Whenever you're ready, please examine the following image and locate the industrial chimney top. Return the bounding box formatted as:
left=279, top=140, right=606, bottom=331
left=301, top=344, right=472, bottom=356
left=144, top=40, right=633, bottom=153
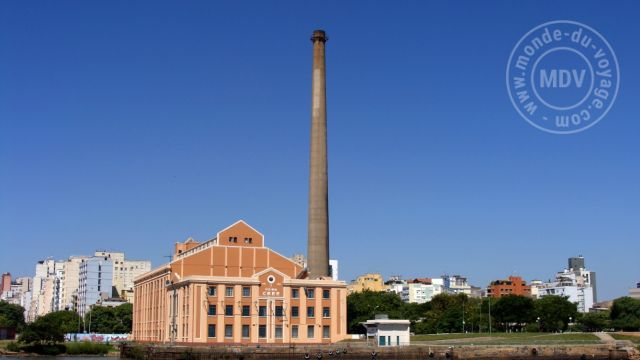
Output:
left=311, top=30, right=328, bottom=43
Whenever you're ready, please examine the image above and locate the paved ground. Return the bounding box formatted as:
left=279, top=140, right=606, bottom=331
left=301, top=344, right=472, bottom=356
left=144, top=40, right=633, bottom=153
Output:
left=594, top=332, right=616, bottom=343
left=597, top=332, right=640, bottom=360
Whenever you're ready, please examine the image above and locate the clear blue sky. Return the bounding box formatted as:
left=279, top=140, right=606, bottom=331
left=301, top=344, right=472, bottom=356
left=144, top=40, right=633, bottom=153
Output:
left=1, top=1, right=638, bottom=300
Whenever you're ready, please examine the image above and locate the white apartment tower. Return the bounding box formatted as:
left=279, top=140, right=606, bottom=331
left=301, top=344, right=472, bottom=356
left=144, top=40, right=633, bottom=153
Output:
left=538, top=256, right=597, bottom=313
left=94, top=251, right=150, bottom=303
left=27, top=252, right=150, bottom=321
left=78, top=255, right=113, bottom=318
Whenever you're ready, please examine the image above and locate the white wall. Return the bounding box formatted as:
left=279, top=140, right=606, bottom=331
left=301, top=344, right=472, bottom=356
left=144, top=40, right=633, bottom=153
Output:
left=375, top=324, right=410, bottom=346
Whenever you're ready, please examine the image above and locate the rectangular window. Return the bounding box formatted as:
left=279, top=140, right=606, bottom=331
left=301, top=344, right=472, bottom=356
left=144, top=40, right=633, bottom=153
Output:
left=258, top=325, right=267, bottom=338
left=306, top=288, right=315, bottom=299
left=323, top=326, right=330, bottom=339
left=259, top=306, right=267, bottom=317
left=226, top=286, right=234, bottom=297
left=275, top=326, right=283, bottom=339
left=275, top=306, right=283, bottom=317
left=307, top=306, right=315, bottom=318
left=242, top=325, right=250, bottom=338
left=291, top=306, right=299, bottom=318
left=208, top=305, right=216, bottom=316
left=225, top=305, right=234, bottom=316
left=225, top=324, right=233, bottom=338
left=322, top=307, right=330, bottom=318
left=323, top=289, right=330, bottom=299
left=242, top=287, right=251, bottom=297
left=291, top=325, right=299, bottom=339
left=242, top=305, right=250, bottom=317
left=207, top=324, right=216, bottom=338
left=208, top=286, right=217, bottom=296
left=292, top=288, right=299, bottom=299
left=307, top=325, right=315, bottom=339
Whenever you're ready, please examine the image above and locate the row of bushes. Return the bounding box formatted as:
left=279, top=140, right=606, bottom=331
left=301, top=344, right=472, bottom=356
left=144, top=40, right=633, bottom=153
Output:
left=66, top=341, right=112, bottom=355
left=5, top=341, right=111, bottom=355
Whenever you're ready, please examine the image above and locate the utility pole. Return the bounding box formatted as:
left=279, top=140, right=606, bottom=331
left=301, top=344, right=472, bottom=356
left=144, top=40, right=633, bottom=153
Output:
left=478, top=300, right=481, bottom=334
left=170, top=282, right=177, bottom=344
left=488, top=296, right=492, bottom=335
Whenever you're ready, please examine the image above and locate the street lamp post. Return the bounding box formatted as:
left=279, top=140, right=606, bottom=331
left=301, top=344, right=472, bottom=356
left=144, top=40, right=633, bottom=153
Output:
left=462, top=299, right=465, bottom=333
left=88, top=305, right=93, bottom=333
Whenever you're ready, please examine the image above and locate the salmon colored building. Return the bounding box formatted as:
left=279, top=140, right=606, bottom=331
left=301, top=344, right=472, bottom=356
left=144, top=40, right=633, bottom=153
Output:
left=487, top=276, right=532, bottom=298
left=132, top=220, right=348, bottom=344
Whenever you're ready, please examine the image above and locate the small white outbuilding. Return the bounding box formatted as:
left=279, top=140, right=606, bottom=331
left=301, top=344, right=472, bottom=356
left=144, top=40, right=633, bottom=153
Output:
left=361, top=315, right=411, bottom=347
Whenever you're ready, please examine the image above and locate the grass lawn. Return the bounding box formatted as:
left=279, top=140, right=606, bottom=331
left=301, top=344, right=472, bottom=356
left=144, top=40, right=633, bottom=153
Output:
left=339, top=338, right=366, bottom=342
left=411, top=332, right=601, bottom=345
left=0, top=340, right=11, bottom=350
left=610, top=333, right=640, bottom=344
left=412, top=333, right=493, bottom=341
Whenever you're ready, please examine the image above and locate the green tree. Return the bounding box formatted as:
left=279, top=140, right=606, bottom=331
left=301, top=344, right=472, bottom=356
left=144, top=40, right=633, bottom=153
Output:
left=113, top=303, right=133, bottom=333
left=534, top=296, right=577, bottom=332
left=401, top=301, right=429, bottom=322
left=492, top=295, right=535, bottom=331
left=19, top=311, right=81, bottom=344
left=49, top=310, right=83, bottom=334
left=0, top=301, right=26, bottom=331
left=472, top=297, right=496, bottom=333
left=85, top=304, right=133, bottom=333
left=610, top=297, right=640, bottom=331
left=346, top=291, right=405, bottom=334
left=576, top=311, right=610, bottom=332
left=419, top=293, right=468, bottom=334
left=461, top=298, right=484, bottom=333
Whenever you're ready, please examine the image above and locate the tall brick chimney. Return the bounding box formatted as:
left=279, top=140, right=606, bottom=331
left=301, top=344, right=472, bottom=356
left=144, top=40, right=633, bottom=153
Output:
left=307, top=30, right=330, bottom=279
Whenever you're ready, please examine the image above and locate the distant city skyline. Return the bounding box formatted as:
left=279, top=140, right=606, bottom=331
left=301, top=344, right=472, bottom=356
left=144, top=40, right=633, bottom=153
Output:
left=1, top=1, right=639, bottom=301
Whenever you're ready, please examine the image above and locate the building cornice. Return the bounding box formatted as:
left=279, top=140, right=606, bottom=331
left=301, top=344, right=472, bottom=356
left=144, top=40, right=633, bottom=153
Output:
left=134, top=264, right=171, bottom=283
left=171, top=275, right=261, bottom=287
left=166, top=274, right=346, bottom=289
left=285, top=279, right=347, bottom=288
